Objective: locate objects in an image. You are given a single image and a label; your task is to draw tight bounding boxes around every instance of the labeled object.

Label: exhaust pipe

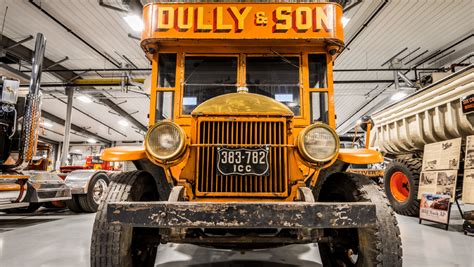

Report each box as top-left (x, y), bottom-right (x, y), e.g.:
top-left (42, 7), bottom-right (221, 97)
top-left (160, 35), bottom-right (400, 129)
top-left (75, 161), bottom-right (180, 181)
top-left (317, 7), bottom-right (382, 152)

top-left (2, 33), bottom-right (46, 170)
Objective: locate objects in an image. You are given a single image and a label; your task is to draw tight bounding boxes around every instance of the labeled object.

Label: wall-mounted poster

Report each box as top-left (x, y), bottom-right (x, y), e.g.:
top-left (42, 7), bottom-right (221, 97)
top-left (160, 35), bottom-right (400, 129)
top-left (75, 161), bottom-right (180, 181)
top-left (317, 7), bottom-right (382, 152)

top-left (422, 138), bottom-right (461, 171)
top-left (463, 169), bottom-right (474, 204)
top-left (418, 170), bottom-right (458, 202)
top-left (420, 193), bottom-right (451, 224)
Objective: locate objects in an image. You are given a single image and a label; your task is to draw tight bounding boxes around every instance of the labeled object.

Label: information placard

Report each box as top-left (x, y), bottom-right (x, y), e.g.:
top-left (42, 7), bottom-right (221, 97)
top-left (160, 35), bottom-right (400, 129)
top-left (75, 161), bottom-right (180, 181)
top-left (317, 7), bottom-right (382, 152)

top-left (422, 138), bottom-right (461, 171)
top-left (420, 193), bottom-right (451, 224)
top-left (462, 169), bottom-right (474, 204)
top-left (463, 135), bottom-right (474, 204)
top-left (418, 170), bottom-right (458, 202)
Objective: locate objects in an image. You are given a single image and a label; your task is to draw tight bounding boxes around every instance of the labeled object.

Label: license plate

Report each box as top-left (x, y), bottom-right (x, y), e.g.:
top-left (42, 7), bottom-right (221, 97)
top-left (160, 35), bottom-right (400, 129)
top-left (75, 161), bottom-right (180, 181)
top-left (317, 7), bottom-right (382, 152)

top-left (217, 147), bottom-right (269, 176)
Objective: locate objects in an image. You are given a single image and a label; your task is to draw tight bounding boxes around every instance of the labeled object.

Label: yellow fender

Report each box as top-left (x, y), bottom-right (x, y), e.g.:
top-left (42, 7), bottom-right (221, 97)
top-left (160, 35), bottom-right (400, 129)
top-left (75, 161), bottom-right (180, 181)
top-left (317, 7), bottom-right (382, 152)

top-left (101, 146), bottom-right (147, 162)
top-left (337, 148), bottom-right (384, 165)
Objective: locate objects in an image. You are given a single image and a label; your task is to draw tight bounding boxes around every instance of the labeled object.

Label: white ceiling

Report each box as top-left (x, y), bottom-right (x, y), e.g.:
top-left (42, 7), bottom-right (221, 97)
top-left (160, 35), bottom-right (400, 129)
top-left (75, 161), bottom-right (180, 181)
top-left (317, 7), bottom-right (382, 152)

top-left (0, 0), bottom-right (472, 143)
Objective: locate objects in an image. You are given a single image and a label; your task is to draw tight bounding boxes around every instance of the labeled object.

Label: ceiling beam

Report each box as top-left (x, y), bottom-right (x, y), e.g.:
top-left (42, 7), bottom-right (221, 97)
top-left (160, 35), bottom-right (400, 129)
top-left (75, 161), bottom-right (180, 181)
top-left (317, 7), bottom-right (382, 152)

top-left (42, 110), bottom-right (111, 144)
top-left (98, 96), bottom-right (147, 132)
top-left (1, 34), bottom-right (147, 133)
top-left (28, 0), bottom-right (120, 68)
top-left (22, 67), bottom-right (445, 74)
top-left (39, 136), bottom-right (60, 145)
top-left (0, 34), bottom-right (76, 81)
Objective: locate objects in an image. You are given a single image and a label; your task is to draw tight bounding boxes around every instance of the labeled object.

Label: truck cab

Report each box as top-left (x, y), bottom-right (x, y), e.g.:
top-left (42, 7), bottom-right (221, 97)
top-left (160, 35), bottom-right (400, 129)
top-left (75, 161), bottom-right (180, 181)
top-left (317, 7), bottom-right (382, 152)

top-left (93, 2), bottom-right (402, 266)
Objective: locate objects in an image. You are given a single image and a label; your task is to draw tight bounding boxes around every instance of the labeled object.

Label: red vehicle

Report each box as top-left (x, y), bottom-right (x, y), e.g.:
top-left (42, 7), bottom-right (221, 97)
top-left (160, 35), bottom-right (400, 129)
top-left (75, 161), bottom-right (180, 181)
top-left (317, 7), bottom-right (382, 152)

top-left (59, 155), bottom-right (117, 174)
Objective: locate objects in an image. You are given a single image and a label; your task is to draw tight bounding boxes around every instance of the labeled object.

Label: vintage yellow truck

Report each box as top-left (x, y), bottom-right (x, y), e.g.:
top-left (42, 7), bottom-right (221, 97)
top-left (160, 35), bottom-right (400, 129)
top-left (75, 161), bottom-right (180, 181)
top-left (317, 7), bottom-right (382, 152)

top-left (90, 2), bottom-right (402, 266)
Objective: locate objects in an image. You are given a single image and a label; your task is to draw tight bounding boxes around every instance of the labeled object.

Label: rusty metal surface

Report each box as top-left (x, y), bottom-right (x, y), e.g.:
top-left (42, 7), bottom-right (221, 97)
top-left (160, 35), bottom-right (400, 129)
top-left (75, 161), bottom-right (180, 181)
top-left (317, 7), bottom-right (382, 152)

top-left (108, 201), bottom-right (375, 229)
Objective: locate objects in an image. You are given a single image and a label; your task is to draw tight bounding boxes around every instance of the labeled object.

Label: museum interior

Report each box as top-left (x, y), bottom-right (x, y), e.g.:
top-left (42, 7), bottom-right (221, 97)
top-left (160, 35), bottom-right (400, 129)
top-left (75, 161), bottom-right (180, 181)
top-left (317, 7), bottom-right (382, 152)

top-left (0, 0), bottom-right (473, 266)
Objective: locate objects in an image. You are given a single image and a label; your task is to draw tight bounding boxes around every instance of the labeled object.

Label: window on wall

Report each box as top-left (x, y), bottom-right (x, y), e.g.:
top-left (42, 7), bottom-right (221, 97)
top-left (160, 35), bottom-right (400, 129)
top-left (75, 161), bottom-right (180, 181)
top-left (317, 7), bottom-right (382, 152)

top-left (182, 56), bottom-right (238, 114)
top-left (158, 54), bottom-right (177, 88)
top-left (309, 54), bottom-right (327, 89)
top-left (311, 92), bottom-right (329, 124)
top-left (246, 56), bottom-right (301, 115)
top-left (156, 91), bottom-right (174, 121)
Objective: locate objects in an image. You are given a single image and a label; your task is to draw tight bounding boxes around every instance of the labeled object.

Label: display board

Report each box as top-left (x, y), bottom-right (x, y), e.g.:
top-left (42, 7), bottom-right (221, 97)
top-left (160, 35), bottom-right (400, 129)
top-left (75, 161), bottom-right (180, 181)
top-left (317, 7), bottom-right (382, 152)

top-left (420, 193), bottom-right (451, 224)
top-left (418, 170), bottom-right (458, 200)
top-left (422, 138), bottom-right (461, 171)
top-left (463, 135), bottom-right (474, 204)
top-left (418, 138), bottom-right (461, 203)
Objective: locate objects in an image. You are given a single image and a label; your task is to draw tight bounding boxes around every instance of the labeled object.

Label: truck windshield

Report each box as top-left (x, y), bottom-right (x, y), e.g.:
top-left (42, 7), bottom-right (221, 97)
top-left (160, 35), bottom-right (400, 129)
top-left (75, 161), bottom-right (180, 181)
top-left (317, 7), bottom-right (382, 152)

top-left (183, 57), bottom-right (238, 114)
top-left (246, 56), bottom-right (300, 115)
top-left (182, 55), bottom-right (301, 115)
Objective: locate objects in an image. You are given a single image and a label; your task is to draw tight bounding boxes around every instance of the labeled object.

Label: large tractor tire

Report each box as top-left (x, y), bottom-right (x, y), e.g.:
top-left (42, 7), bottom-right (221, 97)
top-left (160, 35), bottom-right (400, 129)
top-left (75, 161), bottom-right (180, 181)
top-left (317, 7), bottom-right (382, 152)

top-left (317, 172), bottom-right (402, 267)
top-left (90, 171), bottom-right (161, 267)
top-left (77, 173), bottom-right (110, 213)
top-left (384, 158), bottom-right (422, 216)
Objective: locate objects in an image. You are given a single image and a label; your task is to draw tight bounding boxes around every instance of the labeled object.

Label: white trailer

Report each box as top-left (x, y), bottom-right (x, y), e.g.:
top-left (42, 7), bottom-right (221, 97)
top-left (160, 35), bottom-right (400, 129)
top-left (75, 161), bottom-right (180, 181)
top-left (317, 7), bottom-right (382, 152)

top-left (371, 65), bottom-right (474, 216)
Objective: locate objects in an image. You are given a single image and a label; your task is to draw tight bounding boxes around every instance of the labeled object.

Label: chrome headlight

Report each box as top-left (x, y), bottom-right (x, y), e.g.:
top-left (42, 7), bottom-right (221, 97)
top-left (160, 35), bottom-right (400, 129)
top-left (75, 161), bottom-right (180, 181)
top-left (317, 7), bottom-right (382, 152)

top-left (145, 121), bottom-right (186, 161)
top-left (298, 123), bottom-right (340, 163)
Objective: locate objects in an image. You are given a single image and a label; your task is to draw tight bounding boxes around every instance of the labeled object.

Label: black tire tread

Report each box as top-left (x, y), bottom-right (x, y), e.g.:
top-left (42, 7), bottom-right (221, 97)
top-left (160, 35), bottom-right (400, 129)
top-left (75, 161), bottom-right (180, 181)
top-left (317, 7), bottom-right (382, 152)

top-left (66, 195), bottom-right (83, 213)
top-left (78, 173), bottom-right (110, 213)
top-left (78, 194), bottom-right (94, 213)
top-left (384, 158), bottom-right (422, 216)
top-left (90, 170), bottom-right (156, 267)
top-left (318, 173), bottom-right (403, 266)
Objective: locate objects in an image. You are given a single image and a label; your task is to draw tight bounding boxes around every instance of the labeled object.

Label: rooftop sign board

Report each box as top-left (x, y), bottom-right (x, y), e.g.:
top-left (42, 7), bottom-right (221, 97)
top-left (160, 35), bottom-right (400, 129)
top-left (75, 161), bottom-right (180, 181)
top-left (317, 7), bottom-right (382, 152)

top-left (142, 3), bottom-right (344, 43)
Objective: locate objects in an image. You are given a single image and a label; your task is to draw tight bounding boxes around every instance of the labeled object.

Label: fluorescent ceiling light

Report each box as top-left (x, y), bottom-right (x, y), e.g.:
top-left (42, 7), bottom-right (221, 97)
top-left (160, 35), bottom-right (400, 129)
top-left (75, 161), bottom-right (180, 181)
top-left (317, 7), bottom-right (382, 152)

top-left (41, 121), bottom-right (53, 128)
top-left (124, 15), bottom-right (144, 32)
top-left (78, 95), bottom-right (93, 104)
top-left (87, 138), bottom-right (97, 144)
top-left (118, 120), bottom-right (129, 127)
top-left (342, 17), bottom-right (350, 28)
top-left (391, 91), bottom-right (407, 101)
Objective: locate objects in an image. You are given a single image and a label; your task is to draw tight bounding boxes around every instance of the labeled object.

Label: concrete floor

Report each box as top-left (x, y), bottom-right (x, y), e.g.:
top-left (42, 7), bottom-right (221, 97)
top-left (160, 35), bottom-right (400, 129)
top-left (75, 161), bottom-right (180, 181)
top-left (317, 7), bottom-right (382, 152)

top-left (0, 206), bottom-right (473, 267)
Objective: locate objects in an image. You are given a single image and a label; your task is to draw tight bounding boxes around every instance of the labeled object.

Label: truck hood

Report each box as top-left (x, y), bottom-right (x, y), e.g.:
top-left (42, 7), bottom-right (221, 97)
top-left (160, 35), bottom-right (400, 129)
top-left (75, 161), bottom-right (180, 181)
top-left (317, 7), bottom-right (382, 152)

top-left (191, 92), bottom-right (294, 116)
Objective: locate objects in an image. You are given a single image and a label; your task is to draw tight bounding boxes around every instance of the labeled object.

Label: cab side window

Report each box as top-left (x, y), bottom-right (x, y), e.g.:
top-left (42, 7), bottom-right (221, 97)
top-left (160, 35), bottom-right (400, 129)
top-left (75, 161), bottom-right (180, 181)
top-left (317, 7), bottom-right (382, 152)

top-left (308, 54), bottom-right (327, 88)
top-left (308, 54), bottom-right (329, 124)
top-left (156, 54), bottom-right (176, 121)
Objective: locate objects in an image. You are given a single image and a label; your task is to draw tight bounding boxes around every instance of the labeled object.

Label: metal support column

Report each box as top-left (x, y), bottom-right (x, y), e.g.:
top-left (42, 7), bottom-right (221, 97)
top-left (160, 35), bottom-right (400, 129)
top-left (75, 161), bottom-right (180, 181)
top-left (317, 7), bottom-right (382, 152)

top-left (393, 70), bottom-right (399, 90)
top-left (60, 88), bottom-right (74, 166)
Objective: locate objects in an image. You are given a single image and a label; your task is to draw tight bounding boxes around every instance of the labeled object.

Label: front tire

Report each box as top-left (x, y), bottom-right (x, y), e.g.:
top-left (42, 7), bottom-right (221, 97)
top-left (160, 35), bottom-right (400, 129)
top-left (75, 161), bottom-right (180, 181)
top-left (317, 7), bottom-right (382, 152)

top-left (384, 158), bottom-right (421, 216)
top-left (78, 173), bottom-right (110, 213)
top-left (317, 172), bottom-right (402, 266)
top-left (90, 171), bottom-right (160, 267)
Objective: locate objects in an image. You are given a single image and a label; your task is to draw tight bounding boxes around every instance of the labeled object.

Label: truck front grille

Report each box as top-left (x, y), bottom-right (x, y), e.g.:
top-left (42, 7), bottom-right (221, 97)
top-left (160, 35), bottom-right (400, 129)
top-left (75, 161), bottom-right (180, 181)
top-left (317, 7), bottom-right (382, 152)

top-left (196, 118), bottom-right (288, 197)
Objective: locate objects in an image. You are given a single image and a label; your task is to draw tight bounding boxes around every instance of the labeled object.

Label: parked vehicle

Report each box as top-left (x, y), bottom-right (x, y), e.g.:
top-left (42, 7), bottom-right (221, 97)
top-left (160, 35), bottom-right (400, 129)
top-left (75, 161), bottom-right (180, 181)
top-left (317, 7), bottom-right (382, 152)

top-left (90, 2), bottom-right (402, 266)
top-left (60, 155), bottom-right (117, 213)
top-left (371, 66), bottom-right (474, 216)
top-left (0, 33), bottom-right (71, 212)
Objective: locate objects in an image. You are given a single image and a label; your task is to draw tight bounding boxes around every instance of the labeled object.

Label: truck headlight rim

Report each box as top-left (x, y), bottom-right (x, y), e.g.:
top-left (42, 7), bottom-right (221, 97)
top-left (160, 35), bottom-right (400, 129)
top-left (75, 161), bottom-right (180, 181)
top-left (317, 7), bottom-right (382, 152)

top-left (145, 121), bottom-right (186, 162)
top-left (298, 123), bottom-right (340, 163)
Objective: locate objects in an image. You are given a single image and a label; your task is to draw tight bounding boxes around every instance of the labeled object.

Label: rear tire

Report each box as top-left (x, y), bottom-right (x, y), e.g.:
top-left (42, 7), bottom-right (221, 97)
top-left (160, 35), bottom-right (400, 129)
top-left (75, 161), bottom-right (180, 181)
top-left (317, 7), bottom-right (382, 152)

top-left (90, 170), bottom-right (161, 267)
top-left (78, 173), bottom-right (110, 213)
top-left (66, 195), bottom-right (83, 213)
top-left (317, 172), bottom-right (402, 266)
top-left (384, 158), bottom-right (421, 216)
